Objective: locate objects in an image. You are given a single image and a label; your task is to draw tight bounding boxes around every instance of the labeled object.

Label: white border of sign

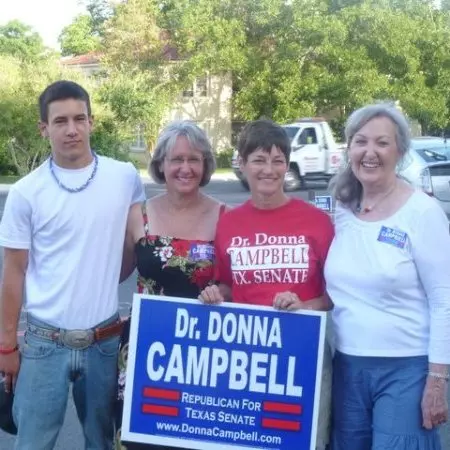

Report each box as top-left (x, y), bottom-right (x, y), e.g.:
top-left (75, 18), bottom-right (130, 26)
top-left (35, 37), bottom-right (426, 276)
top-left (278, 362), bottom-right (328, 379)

top-left (122, 294), bottom-right (327, 450)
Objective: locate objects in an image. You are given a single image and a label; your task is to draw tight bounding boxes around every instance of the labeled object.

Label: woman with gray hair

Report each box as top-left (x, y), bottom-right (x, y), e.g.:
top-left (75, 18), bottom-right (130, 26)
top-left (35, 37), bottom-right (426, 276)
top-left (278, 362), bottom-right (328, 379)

top-left (324, 103), bottom-right (450, 449)
top-left (114, 120), bottom-right (226, 449)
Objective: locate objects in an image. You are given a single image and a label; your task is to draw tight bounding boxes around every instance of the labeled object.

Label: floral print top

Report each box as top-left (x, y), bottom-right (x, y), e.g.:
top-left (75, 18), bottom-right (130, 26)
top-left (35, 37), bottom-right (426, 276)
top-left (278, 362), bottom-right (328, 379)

top-left (133, 201), bottom-right (218, 297)
top-left (115, 202), bottom-right (223, 449)
top-left (135, 234), bottom-right (216, 299)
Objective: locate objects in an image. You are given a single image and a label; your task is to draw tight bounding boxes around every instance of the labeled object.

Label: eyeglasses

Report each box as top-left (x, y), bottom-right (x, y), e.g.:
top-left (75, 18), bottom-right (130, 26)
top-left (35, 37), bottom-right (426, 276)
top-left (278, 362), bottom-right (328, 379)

top-left (167, 156), bottom-right (204, 167)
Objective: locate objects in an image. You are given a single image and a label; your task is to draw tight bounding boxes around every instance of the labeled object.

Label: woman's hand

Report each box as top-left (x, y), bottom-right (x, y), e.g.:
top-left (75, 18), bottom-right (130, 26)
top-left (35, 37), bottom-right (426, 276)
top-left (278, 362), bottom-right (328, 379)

top-left (273, 292), bottom-right (304, 311)
top-left (199, 285), bottom-right (225, 304)
top-left (421, 376), bottom-right (448, 429)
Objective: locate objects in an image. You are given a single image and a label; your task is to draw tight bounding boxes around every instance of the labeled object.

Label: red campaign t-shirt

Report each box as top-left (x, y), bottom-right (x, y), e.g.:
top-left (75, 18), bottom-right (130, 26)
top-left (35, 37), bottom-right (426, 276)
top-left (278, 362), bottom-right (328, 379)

top-left (214, 198), bottom-right (334, 307)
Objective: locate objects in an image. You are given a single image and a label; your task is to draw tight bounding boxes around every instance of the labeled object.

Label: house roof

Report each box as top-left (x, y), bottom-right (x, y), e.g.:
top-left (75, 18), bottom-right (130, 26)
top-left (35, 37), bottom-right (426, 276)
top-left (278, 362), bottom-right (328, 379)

top-left (60, 30), bottom-right (179, 68)
top-left (61, 52), bottom-right (101, 66)
top-left (60, 47), bottom-right (179, 67)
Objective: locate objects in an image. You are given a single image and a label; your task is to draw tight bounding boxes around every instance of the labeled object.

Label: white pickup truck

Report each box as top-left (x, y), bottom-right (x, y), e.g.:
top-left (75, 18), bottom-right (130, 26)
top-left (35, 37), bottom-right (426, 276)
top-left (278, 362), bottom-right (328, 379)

top-left (231, 118), bottom-right (345, 191)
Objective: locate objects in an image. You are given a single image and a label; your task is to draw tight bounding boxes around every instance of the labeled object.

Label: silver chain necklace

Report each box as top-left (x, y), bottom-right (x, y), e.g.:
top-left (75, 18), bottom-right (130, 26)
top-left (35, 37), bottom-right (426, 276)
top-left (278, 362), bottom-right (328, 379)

top-left (49, 152), bottom-right (98, 193)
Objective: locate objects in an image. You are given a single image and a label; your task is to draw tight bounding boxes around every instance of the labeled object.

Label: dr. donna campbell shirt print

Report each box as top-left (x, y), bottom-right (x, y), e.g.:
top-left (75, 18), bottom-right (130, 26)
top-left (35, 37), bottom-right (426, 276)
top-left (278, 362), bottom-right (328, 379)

top-left (214, 198), bottom-right (334, 306)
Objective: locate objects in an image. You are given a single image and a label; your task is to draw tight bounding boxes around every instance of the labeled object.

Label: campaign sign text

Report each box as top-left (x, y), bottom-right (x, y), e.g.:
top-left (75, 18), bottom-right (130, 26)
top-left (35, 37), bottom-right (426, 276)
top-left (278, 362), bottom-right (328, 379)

top-left (122, 295), bottom-right (326, 450)
top-left (314, 195), bottom-right (333, 212)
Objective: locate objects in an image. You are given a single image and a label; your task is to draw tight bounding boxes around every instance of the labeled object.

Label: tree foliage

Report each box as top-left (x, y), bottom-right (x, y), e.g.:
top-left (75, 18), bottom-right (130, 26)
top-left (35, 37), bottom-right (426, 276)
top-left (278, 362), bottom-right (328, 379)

top-left (0, 54), bottom-right (130, 176)
top-left (108, 0), bottom-right (447, 132)
top-left (0, 20), bottom-right (48, 61)
top-left (54, 0), bottom-right (450, 137)
top-left (59, 0), bottom-right (113, 56)
top-left (59, 15), bottom-right (101, 56)
top-left (5, 0), bottom-right (450, 175)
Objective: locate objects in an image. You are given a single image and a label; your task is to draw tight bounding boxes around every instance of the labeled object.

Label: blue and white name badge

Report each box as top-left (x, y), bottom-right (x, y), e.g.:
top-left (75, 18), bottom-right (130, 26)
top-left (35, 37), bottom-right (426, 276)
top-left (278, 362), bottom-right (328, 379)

top-left (189, 243), bottom-right (215, 261)
top-left (377, 226), bottom-right (408, 249)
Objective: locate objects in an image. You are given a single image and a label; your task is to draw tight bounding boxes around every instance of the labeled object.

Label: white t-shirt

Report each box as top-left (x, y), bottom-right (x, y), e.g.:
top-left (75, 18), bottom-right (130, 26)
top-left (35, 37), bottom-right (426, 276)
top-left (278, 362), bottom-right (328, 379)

top-left (0, 155), bottom-right (145, 329)
top-left (324, 191), bottom-right (450, 364)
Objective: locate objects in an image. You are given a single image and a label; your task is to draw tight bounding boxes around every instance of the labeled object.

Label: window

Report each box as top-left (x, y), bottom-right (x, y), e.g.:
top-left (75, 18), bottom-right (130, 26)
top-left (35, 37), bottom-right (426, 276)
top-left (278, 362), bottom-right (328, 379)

top-left (182, 84), bottom-right (194, 97)
top-left (195, 76), bottom-right (208, 97)
top-left (298, 127), bottom-right (318, 145)
top-left (283, 126), bottom-right (300, 142)
top-left (130, 125), bottom-right (146, 152)
top-left (183, 76), bottom-right (208, 98)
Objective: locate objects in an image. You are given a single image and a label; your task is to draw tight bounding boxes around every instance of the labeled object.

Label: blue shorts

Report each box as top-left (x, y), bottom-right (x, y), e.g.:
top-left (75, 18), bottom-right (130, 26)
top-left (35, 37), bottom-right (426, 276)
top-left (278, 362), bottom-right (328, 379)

top-left (331, 351), bottom-right (441, 450)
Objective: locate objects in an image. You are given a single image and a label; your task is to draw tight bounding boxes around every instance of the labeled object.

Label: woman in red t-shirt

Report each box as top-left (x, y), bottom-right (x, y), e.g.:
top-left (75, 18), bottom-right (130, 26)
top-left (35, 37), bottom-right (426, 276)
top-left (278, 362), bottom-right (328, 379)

top-left (200, 119), bottom-right (334, 450)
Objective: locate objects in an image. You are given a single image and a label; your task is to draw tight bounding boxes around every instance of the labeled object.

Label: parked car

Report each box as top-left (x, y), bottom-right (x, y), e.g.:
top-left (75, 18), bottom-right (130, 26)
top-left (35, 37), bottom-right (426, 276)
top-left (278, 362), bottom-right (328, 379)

top-left (401, 137), bottom-right (450, 218)
top-left (231, 118), bottom-right (345, 191)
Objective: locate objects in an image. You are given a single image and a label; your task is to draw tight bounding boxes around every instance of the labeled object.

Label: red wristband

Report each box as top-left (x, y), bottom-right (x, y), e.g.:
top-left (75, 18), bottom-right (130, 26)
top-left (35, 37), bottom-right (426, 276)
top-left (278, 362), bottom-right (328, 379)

top-left (0, 345), bottom-right (19, 355)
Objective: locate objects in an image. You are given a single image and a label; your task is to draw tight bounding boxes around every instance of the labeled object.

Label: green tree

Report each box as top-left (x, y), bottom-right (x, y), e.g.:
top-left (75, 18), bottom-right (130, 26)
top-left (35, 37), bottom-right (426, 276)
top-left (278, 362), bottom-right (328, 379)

top-left (0, 20), bottom-right (47, 60)
top-left (84, 0), bottom-right (114, 30)
top-left (336, 3), bottom-right (449, 129)
top-left (328, 0), bottom-right (435, 12)
top-left (59, 15), bottom-right (100, 56)
top-left (61, 0), bottom-right (450, 137)
top-left (102, 0), bottom-right (165, 69)
top-left (59, 0), bottom-right (113, 56)
top-left (0, 55), bottom-right (130, 176)
top-left (100, 0), bottom-right (187, 151)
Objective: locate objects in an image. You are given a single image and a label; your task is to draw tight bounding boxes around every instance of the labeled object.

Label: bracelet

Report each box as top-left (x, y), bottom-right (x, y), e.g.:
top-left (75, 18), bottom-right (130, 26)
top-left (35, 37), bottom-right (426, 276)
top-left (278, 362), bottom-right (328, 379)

top-left (428, 371), bottom-right (450, 381)
top-left (0, 345), bottom-right (19, 355)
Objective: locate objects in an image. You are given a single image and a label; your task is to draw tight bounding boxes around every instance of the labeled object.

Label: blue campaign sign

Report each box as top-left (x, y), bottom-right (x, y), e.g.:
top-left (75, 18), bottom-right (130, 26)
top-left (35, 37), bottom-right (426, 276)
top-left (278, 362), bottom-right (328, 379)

top-left (314, 195), bottom-right (333, 212)
top-left (122, 294), bottom-right (327, 450)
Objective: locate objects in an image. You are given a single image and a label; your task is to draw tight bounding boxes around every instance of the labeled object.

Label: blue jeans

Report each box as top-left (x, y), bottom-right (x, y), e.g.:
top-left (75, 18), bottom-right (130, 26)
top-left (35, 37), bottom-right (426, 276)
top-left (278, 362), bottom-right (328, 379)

top-left (13, 314), bottom-right (120, 450)
top-left (332, 351), bottom-right (441, 450)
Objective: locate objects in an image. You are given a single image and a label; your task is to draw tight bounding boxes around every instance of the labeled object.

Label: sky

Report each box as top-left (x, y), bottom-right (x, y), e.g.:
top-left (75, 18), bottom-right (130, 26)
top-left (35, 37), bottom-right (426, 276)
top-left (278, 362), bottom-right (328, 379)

top-left (0, 0), bottom-right (86, 49)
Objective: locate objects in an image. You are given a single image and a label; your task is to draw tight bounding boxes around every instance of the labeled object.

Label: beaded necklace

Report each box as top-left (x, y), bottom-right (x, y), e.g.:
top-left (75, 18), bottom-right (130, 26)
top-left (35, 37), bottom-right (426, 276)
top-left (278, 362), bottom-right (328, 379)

top-left (49, 152), bottom-right (98, 193)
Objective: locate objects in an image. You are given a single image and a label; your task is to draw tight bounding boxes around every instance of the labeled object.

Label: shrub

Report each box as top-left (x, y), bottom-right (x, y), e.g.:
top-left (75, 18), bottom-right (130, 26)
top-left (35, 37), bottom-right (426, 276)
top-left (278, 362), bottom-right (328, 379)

top-left (215, 147), bottom-right (234, 169)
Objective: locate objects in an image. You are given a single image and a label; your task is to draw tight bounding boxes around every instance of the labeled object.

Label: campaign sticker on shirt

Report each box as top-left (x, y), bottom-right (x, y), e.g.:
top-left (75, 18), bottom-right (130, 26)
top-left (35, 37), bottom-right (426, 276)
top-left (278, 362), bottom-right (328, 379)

top-left (377, 226), bottom-right (408, 249)
top-left (189, 243), bottom-right (215, 261)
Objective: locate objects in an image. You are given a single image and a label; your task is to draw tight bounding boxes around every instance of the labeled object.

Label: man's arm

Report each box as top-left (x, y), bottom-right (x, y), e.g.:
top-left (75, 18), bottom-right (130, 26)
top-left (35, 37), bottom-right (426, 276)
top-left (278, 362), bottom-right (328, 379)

top-left (0, 248), bottom-right (28, 392)
top-left (0, 185), bottom-right (33, 390)
top-left (0, 248), bottom-right (28, 346)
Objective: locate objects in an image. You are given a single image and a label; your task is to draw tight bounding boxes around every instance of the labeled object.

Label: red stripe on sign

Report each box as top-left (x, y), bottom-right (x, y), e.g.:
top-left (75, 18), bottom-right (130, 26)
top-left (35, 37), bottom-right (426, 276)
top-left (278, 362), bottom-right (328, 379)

top-left (262, 418), bottom-right (301, 432)
top-left (143, 387), bottom-right (181, 401)
top-left (263, 401), bottom-right (302, 415)
top-left (142, 404), bottom-right (179, 417)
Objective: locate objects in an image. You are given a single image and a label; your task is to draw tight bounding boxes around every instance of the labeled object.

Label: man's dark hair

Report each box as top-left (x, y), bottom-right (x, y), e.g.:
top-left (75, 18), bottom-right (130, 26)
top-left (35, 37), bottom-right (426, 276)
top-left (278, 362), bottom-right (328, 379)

top-left (238, 119), bottom-right (291, 162)
top-left (39, 80), bottom-right (91, 122)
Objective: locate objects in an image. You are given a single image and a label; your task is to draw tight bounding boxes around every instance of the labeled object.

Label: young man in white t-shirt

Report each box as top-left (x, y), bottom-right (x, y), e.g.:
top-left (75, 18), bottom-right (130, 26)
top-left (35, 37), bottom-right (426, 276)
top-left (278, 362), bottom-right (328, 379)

top-left (0, 80), bottom-right (145, 449)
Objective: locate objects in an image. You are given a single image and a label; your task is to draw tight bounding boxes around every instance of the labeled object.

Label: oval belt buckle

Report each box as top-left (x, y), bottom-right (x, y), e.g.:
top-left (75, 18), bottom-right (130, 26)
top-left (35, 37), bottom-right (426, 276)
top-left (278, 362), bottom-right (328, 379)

top-left (62, 330), bottom-right (94, 349)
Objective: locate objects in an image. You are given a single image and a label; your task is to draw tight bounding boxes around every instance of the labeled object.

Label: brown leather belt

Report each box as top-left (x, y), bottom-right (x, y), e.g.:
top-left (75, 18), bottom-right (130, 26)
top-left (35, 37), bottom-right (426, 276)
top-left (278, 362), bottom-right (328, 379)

top-left (93, 320), bottom-right (123, 341)
top-left (27, 319), bottom-right (123, 350)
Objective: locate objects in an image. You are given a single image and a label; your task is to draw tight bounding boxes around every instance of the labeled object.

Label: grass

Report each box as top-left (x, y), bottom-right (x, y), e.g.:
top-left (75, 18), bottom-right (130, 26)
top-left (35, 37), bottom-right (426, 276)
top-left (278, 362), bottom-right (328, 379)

top-left (0, 175), bottom-right (21, 184)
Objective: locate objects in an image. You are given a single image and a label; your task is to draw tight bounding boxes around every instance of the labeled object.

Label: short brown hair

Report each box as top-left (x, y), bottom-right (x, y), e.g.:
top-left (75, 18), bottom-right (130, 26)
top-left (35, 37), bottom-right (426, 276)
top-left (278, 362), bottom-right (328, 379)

top-left (238, 119), bottom-right (291, 162)
top-left (39, 80), bottom-right (91, 123)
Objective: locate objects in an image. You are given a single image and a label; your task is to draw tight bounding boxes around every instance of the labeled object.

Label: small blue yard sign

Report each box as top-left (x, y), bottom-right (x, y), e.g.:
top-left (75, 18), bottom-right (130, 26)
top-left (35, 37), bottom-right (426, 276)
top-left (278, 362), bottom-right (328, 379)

top-left (314, 195), bottom-right (333, 213)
